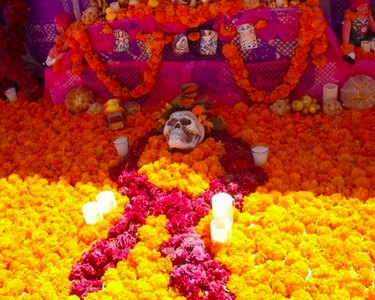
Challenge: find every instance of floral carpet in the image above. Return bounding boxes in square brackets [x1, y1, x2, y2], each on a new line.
[0, 96, 375, 299]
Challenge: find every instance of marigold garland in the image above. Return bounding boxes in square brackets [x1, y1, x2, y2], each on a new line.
[50, 1, 325, 102]
[55, 21, 167, 99]
[222, 4, 328, 103]
[137, 135, 226, 196]
[344, 8, 371, 22]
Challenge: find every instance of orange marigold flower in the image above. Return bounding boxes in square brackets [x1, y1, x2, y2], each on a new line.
[187, 32, 201, 42]
[255, 19, 267, 30]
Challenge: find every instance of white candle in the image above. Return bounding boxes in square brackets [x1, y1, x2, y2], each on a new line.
[4, 87, 18, 102]
[361, 40, 371, 53]
[96, 191, 117, 214]
[211, 192, 233, 223]
[113, 136, 129, 159]
[251, 144, 269, 167]
[71, 0, 81, 20]
[210, 217, 232, 243]
[276, 0, 284, 7]
[322, 82, 338, 103]
[110, 2, 120, 12]
[82, 201, 103, 225]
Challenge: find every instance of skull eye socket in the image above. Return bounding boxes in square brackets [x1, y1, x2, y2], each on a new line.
[180, 118, 191, 126]
[166, 118, 177, 126]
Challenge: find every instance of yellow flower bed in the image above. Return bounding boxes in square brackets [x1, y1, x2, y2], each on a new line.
[0, 174, 128, 299]
[197, 191, 375, 299]
[0, 98, 374, 298]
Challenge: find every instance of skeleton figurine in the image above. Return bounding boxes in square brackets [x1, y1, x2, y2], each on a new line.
[163, 110, 205, 150]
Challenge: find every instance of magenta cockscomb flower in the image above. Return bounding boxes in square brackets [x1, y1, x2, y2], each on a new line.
[70, 128, 268, 299]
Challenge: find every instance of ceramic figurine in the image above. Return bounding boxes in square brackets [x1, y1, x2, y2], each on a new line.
[342, 0, 375, 64]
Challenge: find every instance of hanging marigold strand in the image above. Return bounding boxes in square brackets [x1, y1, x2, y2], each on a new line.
[67, 21, 167, 99]
[222, 4, 327, 103]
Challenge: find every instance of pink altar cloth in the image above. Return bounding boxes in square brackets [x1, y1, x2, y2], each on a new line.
[44, 8, 375, 105]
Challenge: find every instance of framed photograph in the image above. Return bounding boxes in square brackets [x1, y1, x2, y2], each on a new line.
[237, 23, 258, 51]
[173, 34, 189, 55]
[113, 29, 130, 52]
[200, 30, 218, 55]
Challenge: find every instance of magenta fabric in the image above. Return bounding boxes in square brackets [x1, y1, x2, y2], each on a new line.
[44, 7, 375, 106]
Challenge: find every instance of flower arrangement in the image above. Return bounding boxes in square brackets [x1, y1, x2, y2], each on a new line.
[0, 98, 375, 298]
[71, 170, 240, 298]
[222, 3, 327, 103]
[49, 0, 325, 103]
[54, 21, 167, 99]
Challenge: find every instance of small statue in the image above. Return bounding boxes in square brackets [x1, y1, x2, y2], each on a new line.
[342, 0, 375, 64]
[163, 110, 205, 150]
[270, 99, 291, 116]
[44, 12, 73, 66]
[81, 2, 100, 25]
[90, 0, 108, 13]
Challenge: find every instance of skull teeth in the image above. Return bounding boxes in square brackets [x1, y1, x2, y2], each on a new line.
[170, 131, 186, 139]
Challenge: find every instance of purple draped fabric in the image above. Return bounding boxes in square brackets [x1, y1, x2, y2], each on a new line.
[41, 4, 375, 105]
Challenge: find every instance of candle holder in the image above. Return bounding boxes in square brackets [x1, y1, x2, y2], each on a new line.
[113, 136, 129, 160]
[370, 38, 375, 53]
[361, 40, 371, 53]
[251, 143, 269, 167]
[82, 201, 103, 225]
[96, 191, 117, 214]
[4, 87, 18, 102]
[322, 83, 338, 103]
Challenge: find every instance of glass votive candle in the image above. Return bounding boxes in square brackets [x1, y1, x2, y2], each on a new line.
[251, 143, 269, 167]
[96, 191, 117, 214]
[113, 136, 129, 159]
[82, 201, 103, 225]
[4, 87, 18, 102]
[361, 40, 371, 53]
[322, 82, 338, 103]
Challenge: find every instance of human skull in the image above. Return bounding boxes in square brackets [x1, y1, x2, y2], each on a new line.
[163, 110, 205, 150]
